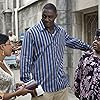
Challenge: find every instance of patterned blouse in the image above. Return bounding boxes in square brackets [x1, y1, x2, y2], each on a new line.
[0, 61, 15, 100]
[74, 50, 100, 100]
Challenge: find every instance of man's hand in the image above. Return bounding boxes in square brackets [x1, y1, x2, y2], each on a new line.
[30, 89, 37, 97]
[16, 86, 32, 96]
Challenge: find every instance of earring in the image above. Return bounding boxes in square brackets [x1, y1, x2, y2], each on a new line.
[2, 50, 5, 56]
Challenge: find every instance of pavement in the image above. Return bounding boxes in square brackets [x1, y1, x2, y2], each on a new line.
[12, 69, 78, 100]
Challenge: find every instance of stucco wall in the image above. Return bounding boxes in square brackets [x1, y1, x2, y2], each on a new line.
[0, 0, 7, 33]
[73, 0, 98, 11]
[22, 0, 38, 6]
[98, 0, 100, 28]
[18, 1, 46, 33]
[0, 0, 3, 33]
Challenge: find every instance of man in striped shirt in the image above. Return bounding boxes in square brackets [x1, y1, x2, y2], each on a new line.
[20, 3, 91, 100]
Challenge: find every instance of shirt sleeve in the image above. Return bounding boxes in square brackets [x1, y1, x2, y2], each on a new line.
[20, 30, 34, 83]
[65, 33, 91, 51]
[74, 55, 84, 98]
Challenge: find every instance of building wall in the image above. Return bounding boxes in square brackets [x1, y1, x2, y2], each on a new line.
[0, 0, 14, 34]
[56, 0, 75, 87]
[0, 16, 3, 33]
[18, 0, 46, 33]
[99, 0, 100, 28]
[73, 0, 98, 11]
[0, 0, 4, 33]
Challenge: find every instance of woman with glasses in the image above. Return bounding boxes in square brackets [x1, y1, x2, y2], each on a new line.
[0, 33, 33, 100]
[74, 29, 100, 100]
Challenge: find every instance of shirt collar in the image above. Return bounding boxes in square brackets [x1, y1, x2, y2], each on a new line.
[39, 20, 60, 32]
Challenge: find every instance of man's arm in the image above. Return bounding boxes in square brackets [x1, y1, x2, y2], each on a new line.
[20, 30, 34, 83]
[65, 33, 91, 51]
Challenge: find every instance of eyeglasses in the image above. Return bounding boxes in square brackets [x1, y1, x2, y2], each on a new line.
[94, 36, 100, 42]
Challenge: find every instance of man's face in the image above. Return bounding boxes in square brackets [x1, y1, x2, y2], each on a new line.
[9, 32, 12, 36]
[92, 36, 100, 52]
[42, 8, 57, 29]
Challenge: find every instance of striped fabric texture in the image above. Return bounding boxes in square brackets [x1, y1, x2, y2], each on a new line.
[20, 20, 90, 92]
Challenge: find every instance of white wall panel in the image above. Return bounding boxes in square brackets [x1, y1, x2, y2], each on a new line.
[73, 0, 98, 11]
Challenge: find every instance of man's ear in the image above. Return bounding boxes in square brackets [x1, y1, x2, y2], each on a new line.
[0, 44, 4, 50]
[54, 13, 58, 19]
[55, 13, 57, 18]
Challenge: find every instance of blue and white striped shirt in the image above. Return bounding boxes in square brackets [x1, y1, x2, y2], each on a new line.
[20, 20, 90, 92]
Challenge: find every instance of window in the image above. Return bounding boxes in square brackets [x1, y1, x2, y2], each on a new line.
[84, 12, 98, 45]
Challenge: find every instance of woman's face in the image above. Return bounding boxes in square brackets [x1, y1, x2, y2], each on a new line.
[3, 40, 13, 56]
[92, 36, 100, 53]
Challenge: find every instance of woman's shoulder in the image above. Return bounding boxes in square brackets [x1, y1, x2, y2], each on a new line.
[0, 62, 14, 79]
[81, 50, 93, 60]
[84, 50, 93, 55]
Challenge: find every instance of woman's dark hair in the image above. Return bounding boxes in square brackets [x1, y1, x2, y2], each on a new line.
[43, 3, 57, 13]
[95, 29, 100, 37]
[0, 33, 9, 45]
